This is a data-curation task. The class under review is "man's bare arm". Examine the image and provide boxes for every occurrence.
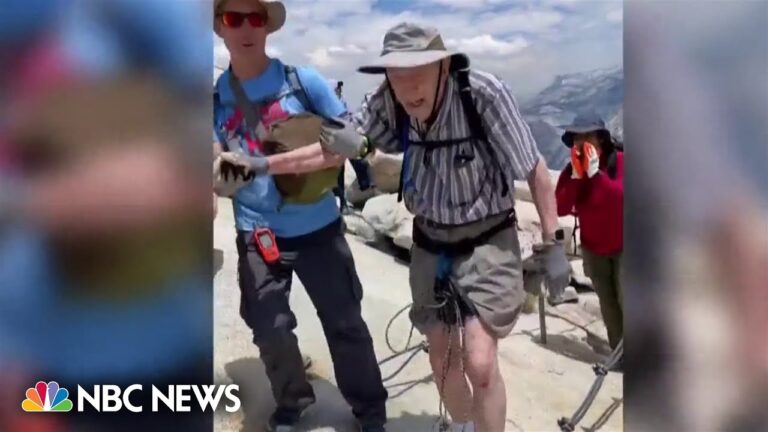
[528,158,561,241]
[266,142,345,175]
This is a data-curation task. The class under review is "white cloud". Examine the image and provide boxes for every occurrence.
[606,9,623,23]
[475,10,564,35]
[213,2,621,108]
[428,0,489,10]
[446,35,529,56]
[306,45,368,68]
[305,47,332,68]
[327,44,367,55]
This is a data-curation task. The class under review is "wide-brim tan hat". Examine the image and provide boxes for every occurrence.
[214,0,286,34]
[358,22,468,74]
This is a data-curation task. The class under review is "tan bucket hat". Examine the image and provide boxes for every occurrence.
[214,0,286,34]
[358,22,469,74]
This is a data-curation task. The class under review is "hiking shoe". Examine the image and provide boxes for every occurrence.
[266,407,305,432]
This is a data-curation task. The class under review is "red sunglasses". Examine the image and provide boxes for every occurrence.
[219,11,267,28]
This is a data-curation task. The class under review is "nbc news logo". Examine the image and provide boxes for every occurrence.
[22,380,240,413]
[22,381,73,412]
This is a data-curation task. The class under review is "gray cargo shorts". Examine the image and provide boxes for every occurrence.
[408,212,526,339]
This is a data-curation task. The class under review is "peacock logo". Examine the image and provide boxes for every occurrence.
[22,381,73,412]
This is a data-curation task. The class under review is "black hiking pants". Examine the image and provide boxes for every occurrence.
[235,218,387,427]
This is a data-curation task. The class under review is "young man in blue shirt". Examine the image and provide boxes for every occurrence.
[212,1,388,431]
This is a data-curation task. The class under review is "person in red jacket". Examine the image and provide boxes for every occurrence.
[556,112,624,351]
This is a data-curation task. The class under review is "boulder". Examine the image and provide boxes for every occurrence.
[343,212,378,242]
[514,200,577,254]
[368,151,403,193]
[343,160,357,189]
[512,169,562,204]
[345,180,378,207]
[392,218,414,250]
[361,194,411,239]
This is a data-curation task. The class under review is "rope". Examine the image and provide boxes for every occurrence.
[378,302,429,384]
[557,338,624,432]
[432,281,472,432]
[386,303,418,355]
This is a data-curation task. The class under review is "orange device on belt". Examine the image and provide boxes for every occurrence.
[253,227,280,264]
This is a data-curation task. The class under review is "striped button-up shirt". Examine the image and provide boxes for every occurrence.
[353,69,542,226]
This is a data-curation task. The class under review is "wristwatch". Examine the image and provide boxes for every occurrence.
[544,228,565,243]
[358,135,373,160]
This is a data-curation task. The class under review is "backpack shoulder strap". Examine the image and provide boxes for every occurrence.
[454,68,488,143]
[454,68,509,197]
[228,67,268,145]
[284,65,318,116]
[388,82,410,203]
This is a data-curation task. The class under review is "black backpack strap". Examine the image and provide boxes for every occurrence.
[391,86,410,202]
[284,65,318,116]
[228,67,269,146]
[454,68,509,197]
[455,68,488,143]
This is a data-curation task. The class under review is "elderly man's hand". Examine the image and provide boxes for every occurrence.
[533,239,570,299]
[320,117,367,159]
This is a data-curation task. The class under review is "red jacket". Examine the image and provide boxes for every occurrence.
[555,151,623,256]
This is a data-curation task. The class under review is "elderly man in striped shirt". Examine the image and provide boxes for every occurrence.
[320,22,570,432]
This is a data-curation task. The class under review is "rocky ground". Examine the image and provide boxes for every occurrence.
[213,185,623,431]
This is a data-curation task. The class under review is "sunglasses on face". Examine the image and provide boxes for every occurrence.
[219,11,266,29]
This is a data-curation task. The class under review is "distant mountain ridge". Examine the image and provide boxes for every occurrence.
[522,66,624,170]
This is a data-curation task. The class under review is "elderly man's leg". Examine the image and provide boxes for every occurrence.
[463,318,505,432]
[426,324,473,423]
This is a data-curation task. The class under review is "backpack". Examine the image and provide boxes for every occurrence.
[391,67,510,203]
[227,64,340,206]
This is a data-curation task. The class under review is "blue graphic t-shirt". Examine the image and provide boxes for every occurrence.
[214,59,346,237]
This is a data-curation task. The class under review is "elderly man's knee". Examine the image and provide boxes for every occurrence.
[464,323,500,389]
[465,349,498,390]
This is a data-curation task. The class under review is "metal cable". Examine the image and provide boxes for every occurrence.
[558,339,624,432]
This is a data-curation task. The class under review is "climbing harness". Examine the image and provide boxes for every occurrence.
[430,253,469,432]
[412,213,517,432]
[557,338,624,432]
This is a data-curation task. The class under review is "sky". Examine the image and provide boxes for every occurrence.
[214,0,623,108]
